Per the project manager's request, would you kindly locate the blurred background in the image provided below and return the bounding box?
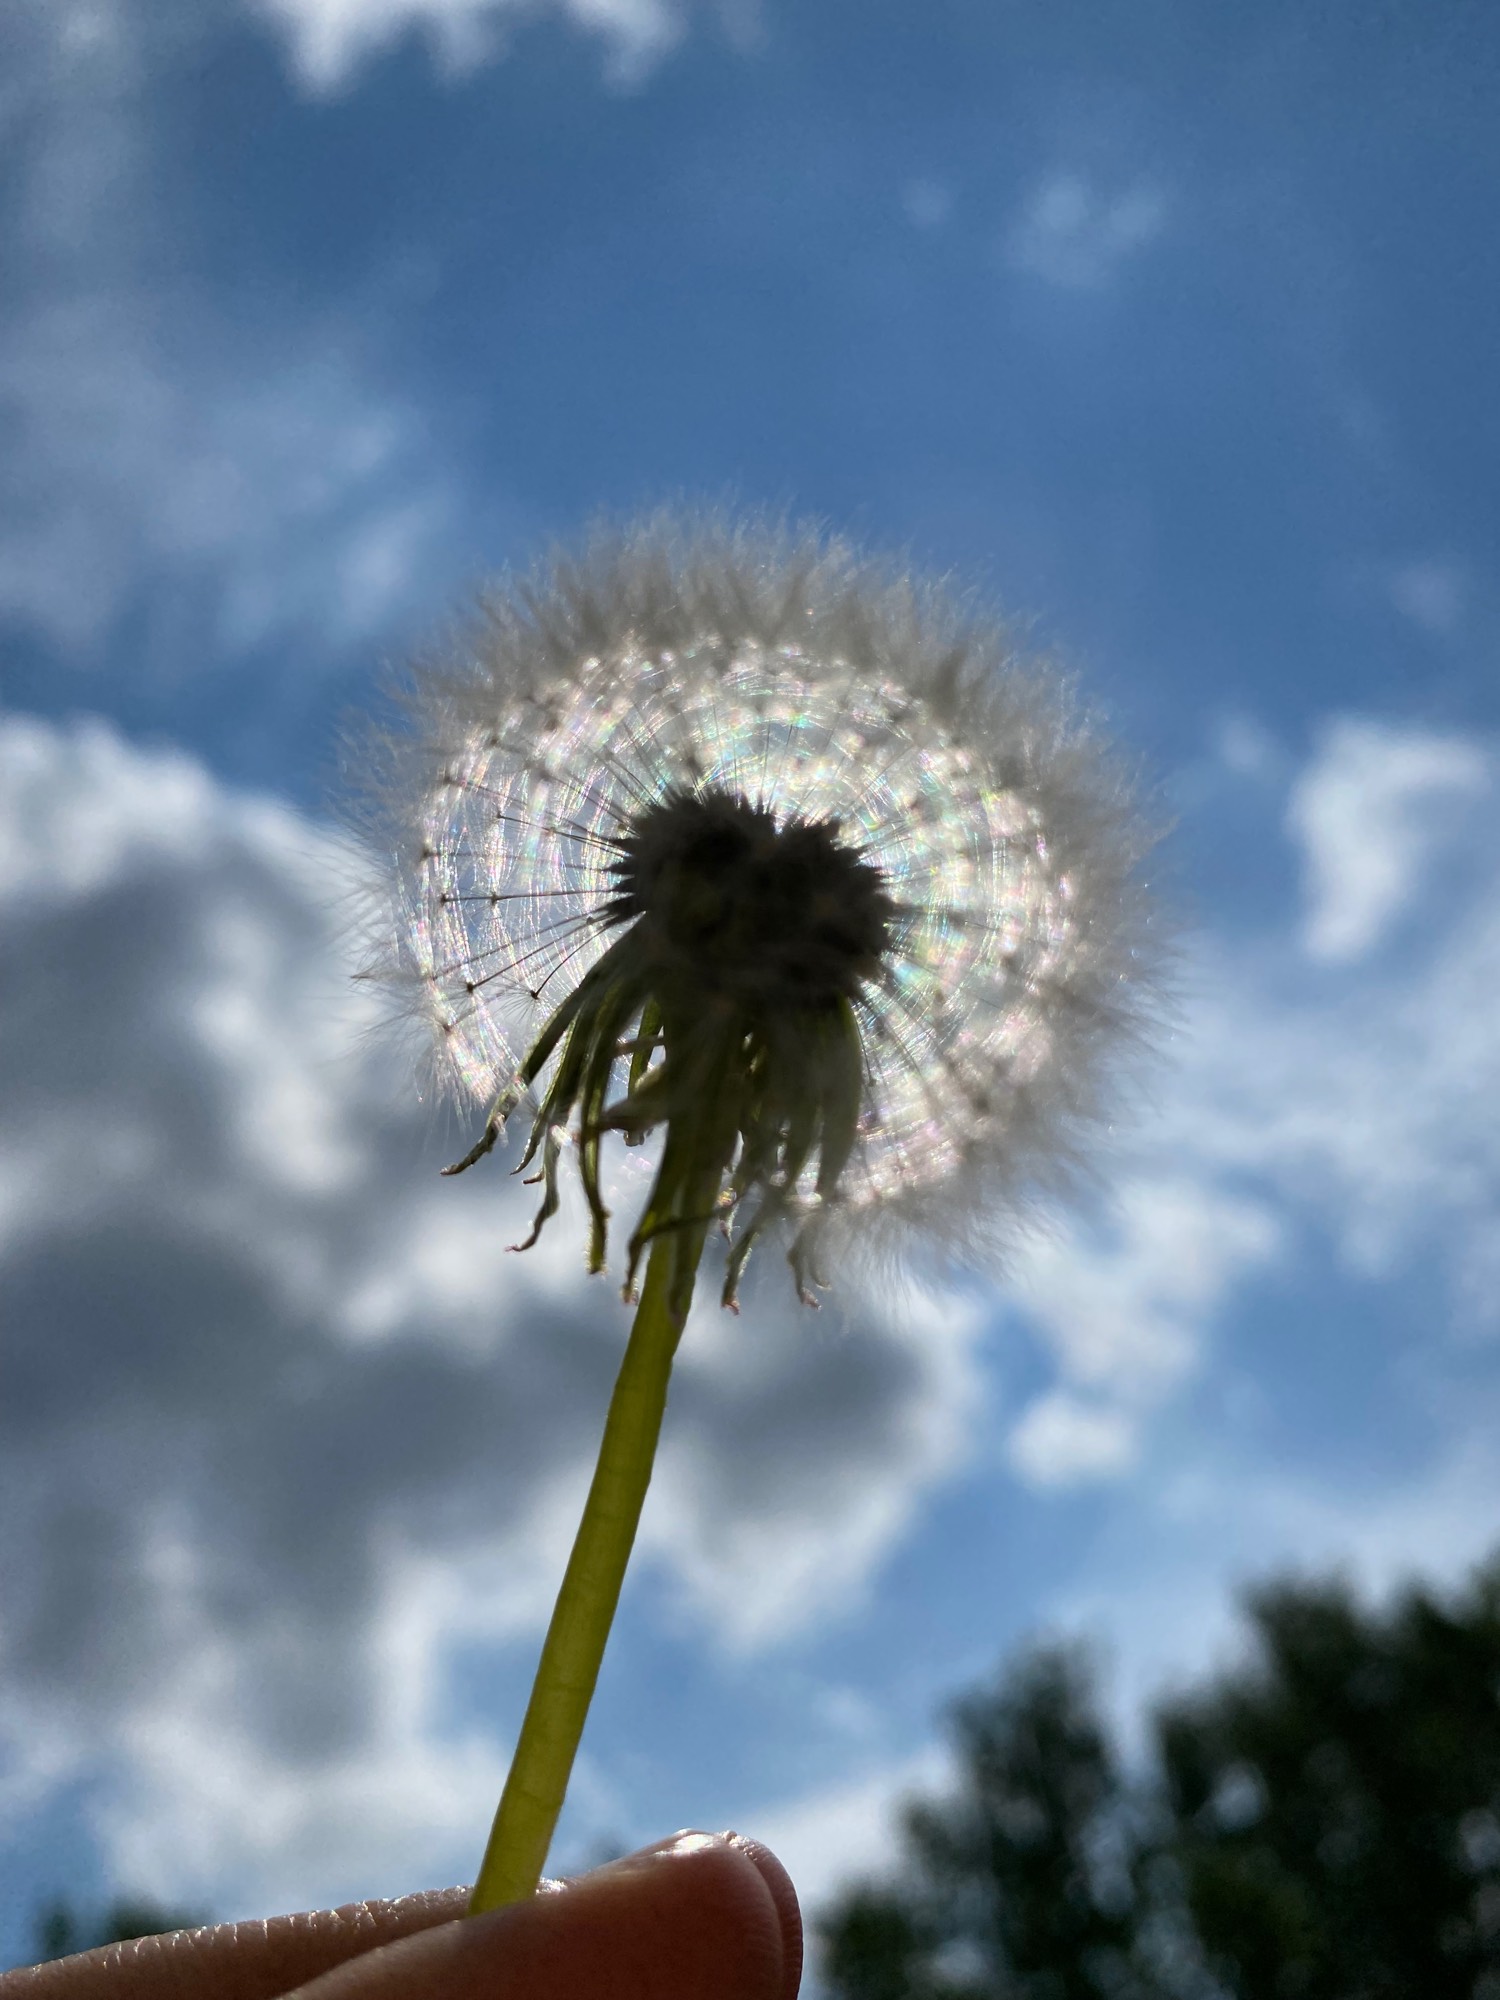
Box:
[2,0,1499,1989]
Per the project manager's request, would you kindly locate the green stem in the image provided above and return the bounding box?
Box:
[467,1230,690,1912]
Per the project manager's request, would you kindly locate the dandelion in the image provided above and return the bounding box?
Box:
[357,510,1167,1913]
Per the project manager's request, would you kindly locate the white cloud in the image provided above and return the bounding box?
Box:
[994,712,1500,1492]
[1016,1180,1281,1402]
[1003,1181,1280,1491]
[0,293,463,662]
[1006,170,1167,290]
[250,0,690,93]
[1174,722,1500,1322]
[1287,717,1491,963]
[1007,1392,1137,1488]
[95,1545,511,1916]
[0,1,467,665]
[0,713,984,1910]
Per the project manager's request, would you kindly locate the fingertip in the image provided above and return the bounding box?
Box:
[281,1831,799,1998]
[551,1831,798,1998]
[721,1835,803,2000]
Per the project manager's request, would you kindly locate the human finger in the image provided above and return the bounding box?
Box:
[284,1830,800,2000]
[0,1890,469,2000]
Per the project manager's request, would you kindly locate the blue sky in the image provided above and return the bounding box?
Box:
[2,0,1499,1983]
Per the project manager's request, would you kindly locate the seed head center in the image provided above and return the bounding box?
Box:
[606,786,895,1008]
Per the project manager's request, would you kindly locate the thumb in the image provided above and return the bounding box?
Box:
[285,1832,801,2000]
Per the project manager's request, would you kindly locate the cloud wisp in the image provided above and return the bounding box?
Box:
[0,0,467,673]
[1287,715,1489,965]
[250,0,699,94]
[1005,169,1168,291]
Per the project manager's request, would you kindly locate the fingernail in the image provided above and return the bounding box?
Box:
[593,1828,721,1872]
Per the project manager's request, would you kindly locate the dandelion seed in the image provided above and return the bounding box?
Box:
[353,509,1169,1915]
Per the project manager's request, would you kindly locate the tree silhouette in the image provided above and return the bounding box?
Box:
[1156,1556,1500,1998]
[31,1897,206,1965]
[818,1642,1166,1998]
[818,1549,1500,1999]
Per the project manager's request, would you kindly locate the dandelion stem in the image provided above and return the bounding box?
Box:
[467,1227,690,1912]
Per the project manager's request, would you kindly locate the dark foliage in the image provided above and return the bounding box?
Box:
[31,1897,206,1965]
[819,1551,1500,2000]
[1158,1556,1500,1999]
[818,1642,1167,1998]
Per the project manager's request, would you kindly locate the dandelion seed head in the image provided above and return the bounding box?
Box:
[360,511,1169,1288]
